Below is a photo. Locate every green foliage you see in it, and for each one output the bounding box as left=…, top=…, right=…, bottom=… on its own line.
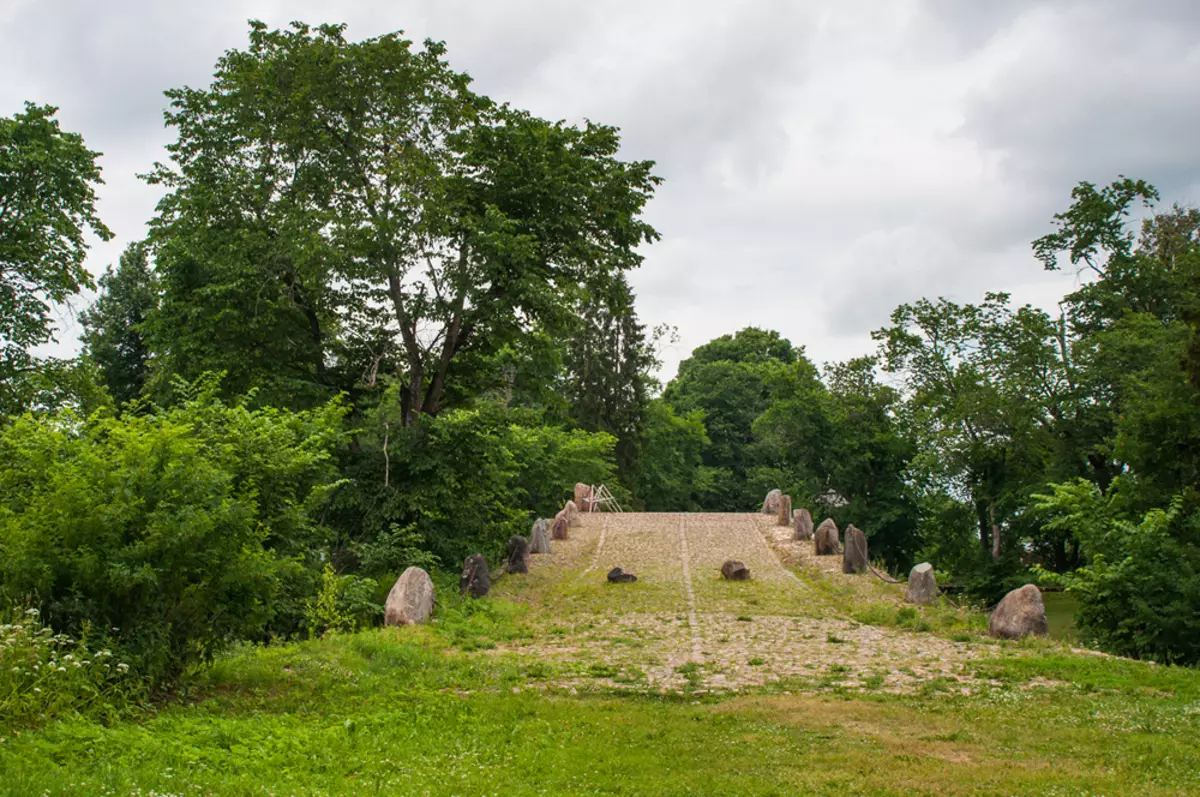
left=664, top=328, right=820, bottom=511
left=0, top=606, right=143, bottom=730
left=80, top=243, right=157, bottom=407
left=0, top=102, right=113, bottom=415
left=304, top=565, right=381, bottom=638
left=0, top=378, right=347, bottom=684
left=635, top=400, right=712, bottom=511
left=1034, top=479, right=1200, bottom=664
left=144, top=20, right=659, bottom=420
left=330, top=396, right=616, bottom=571
left=564, top=275, right=658, bottom=491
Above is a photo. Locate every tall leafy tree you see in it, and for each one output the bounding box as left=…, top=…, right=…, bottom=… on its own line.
left=145, top=21, right=659, bottom=419
left=820, top=357, right=918, bottom=569
left=564, top=274, right=656, bottom=488
left=80, top=242, right=156, bottom=406
left=0, top=103, right=112, bottom=414
left=664, top=328, right=825, bottom=510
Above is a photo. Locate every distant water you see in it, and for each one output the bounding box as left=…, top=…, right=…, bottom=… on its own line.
left=1042, top=591, right=1079, bottom=640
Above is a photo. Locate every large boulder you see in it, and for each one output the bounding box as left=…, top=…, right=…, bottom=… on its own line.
left=905, top=562, right=938, bottom=604
left=989, top=584, right=1048, bottom=639
left=814, top=518, right=840, bottom=556
left=574, top=483, right=595, bottom=513
left=720, top=560, right=751, bottom=581
left=529, top=518, right=552, bottom=554
left=777, top=494, right=793, bottom=527
left=551, top=510, right=570, bottom=541
left=793, top=508, right=814, bottom=541
left=506, top=536, right=530, bottom=575
left=384, top=566, right=435, bottom=626
left=761, top=489, right=782, bottom=514
left=460, top=553, right=490, bottom=598
left=607, top=567, right=637, bottom=583
left=842, top=524, right=868, bottom=574
left=564, top=500, right=582, bottom=528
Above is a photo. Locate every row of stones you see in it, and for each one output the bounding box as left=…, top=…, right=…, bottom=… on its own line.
left=761, top=489, right=1049, bottom=640
left=381, top=483, right=598, bottom=626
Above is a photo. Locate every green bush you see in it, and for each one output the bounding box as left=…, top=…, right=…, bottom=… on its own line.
left=0, top=378, right=346, bottom=685
left=1035, top=479, right=1200, bottom=664
left=304, top=564, right=381, bottom=638
left=331, top=400, right=616, bottom=571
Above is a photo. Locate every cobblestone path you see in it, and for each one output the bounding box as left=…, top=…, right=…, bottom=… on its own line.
left=491, top=512, right=992, bottom=694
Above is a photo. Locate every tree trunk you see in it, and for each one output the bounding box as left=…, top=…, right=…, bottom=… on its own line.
left=989, top=501, right=1001, bottom=562
left=975, top=499, right=992, bottom=558
left=386, top=273, right=424, bottom=426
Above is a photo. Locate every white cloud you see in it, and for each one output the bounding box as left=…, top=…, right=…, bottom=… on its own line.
left=6, top=0, right=1199, bottom=376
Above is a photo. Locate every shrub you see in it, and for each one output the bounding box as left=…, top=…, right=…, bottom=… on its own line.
left=0, top=378, right=346, bottom=685
left=0, top=607, right=142, bottom=728
left=304, top=564, right=381, bottom=638
left=1035, top=479, right=1200, bottom=664
left=330, top=399, right=616, bottom=570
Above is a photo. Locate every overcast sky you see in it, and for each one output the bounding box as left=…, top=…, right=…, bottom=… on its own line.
left=5, top=0, right=1200, bottom=380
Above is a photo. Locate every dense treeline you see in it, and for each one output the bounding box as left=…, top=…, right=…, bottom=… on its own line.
left=2, top=21, right=1198, bottom=702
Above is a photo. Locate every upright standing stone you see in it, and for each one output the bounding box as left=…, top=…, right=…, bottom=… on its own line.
left=384, top=566, right=435, bottom=626
left=529, top=518, right=552, bottom=554
left=814, top=518, right=840, bottom=555
left=505, top=536, right=530, bottom=574
left=460, top=553, right=490, bottom=598
left=777, top=494, right=793, bottom=527
left=564, top=500, right=582, bottom=527
left=574, top=483, right=595, bottom=513
left=988, top=585, right=1049, bottom=639
left=905, top=562, right=938, bottom=604
left=793, top=508, right=814, bottom=541
left=761, top=489, right=782, bottom=514
left=842, top=524, right=869, bottom=574
left=551, top=510, right=570, bottom=541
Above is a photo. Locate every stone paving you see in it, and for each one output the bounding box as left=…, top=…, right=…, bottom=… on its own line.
left=491, top=511, right=996, bottom=694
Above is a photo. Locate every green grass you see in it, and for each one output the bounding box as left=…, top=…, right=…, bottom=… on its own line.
left=1, top=602, right=1198, bottom=795
left=852, top=599, right=988, bottom=636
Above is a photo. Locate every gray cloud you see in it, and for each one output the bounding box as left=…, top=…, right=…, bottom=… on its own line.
left=5, top=0, right=1199, bottom=378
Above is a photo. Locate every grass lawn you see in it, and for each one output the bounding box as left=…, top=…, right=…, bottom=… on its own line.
left=2, top=597, right=1198, bottom=797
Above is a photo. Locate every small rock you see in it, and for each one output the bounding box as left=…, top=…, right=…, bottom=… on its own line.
left=383, top=566, right=435, bottom=626
left=761, top=489, right=782, bottom=514
left=551, top=510, right=570, bottom=541
left=777, top=494, right=792, bottom=527
left=814, top=518, right=840, bottom=556
left=793, top=508, right=814, bottom=541
left=607, top=567, right=637, bottom=583
left=989, top=584, right=1048, bottom=639
left=505, top=535, right=530, bottom=574
left=460, top=553, right=490, bottom=598
left=574, top=483, right=595, bottom=513
left=842, top=524, right=868, bottom=574
left=720, top=560, right=751, bottom=580
left=905, top=562, right=938, bottom=604
left=529, top=518, right=552, bottom=554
